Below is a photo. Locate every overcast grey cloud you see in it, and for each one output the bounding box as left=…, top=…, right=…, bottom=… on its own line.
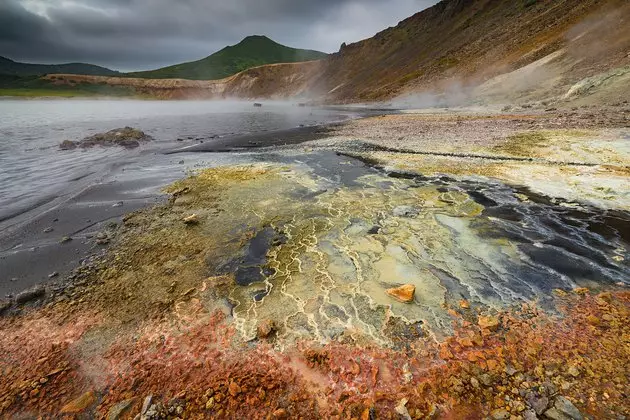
left=0, top=0, right=438, bottom=71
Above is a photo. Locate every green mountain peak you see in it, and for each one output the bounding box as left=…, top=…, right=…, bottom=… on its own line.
left=127, top=35, right=328, bottom=81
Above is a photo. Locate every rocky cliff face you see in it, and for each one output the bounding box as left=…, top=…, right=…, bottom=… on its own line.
left=45, top=0, right=630, bottom=105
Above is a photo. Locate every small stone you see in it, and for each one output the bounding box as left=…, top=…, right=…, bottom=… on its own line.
left=367, top=225, right=380, bottom=235
left=393, top=206, right=419, bottom=218
left=470, top=377, right=480, bottom=388
left=15, top=286, right=46, bottom=304
left=480, top=373, right=493, bottom=386
left=543, top=407, right=569, bottom=420
left=112, top=201, right=124, bottom=208
left=43, top=227, right=54, bottom=233
left=48, top=272, right=59, bottom=279
left=459, top=299, right=470, bottom=309
left=205, top=397, right=214, bottom=410
left=394, top=398, right=411, bottom=420
left=228, top=381, right=241, bottom=397
left=552, top=396, right=583, bottom=420
left=479, top=315, right=500, bottom=331
left=183, top=214, right=199, bottom=225
left=272, top=408, right=288, bottom=419
left=141, top=395, right=153, bottom=416
left=60, top=391, right=97, bottom=413
left=523, top=409, right=539, bottom=420
left=386, top=284, right=415, bottom=303
left=0, top=299, right=12, bottom=314
left=586, top=315, right=600, bottom=326
left=107, top=398, right=135, bottom=420
left=528, top=395, right=549, bottom=415
left=257, top=319, right=276, bottom=339
left=567, top=366, right=580, bottom=378
left=491, top=409, right=510, bottom=420
left=60, top=236, right=73, bottom=243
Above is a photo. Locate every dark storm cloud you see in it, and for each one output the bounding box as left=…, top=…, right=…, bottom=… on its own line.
left=0, top=0, right=438, bottom=71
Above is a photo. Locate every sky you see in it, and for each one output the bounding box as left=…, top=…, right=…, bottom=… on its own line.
left=0, top=0, right=438, bottom=72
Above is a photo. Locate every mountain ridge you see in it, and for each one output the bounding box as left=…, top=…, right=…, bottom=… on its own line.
left=0, top=56, right=119, bottom=77
left=126, top=35, right=328, bottom=80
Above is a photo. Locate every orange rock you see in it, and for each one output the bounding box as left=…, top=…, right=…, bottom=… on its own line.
left=439, top=346, right=454, bottom=360
left=272, top=408, right=288, bottom=419
left=573, top=287, right=589, bottom=295
left=60, top=391, right=96, bottom=414
left=587, top=315, right=600, bottom=326
left=257, top=319, right=276, bottom=339
left=361, top=408, right=371, bottom=420
left=478, top=316, right=500, bottom=331
left=459, top=299, right=470, bottom=309
left=228, top=381, right=241, bottom=397
left=386, top=284, right=415, bottom=303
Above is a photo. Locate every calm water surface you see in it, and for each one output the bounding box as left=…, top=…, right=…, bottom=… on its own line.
left=0, top=99, right=356, bottom=223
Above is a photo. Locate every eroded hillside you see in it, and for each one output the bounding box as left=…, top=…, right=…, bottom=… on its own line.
left=41, top=0, right=630, bottom=105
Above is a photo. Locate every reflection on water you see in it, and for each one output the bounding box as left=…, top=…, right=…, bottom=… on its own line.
left=0, top=100, right=354, bottom=223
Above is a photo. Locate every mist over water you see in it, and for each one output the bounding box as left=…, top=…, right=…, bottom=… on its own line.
left=0, top=100, right=356, bottom=224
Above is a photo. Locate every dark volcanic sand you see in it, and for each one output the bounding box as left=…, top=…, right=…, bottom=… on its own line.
left=0, top=124, right=340, bottom=297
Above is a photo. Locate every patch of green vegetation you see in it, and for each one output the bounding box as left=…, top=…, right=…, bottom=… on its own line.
left=0, top=88, right=97, bottom=97
left=128, top=35, right=328, bottom=81
left=0, top=74, right=137, bottom=98
left=0, top=55, right=118, bottom=76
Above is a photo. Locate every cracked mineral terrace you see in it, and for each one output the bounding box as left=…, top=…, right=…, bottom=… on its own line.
left=0, top=107, right=629, bottom=419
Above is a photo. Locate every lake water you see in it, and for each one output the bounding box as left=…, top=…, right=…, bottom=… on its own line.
left=0, top=100, right=357, bottom=225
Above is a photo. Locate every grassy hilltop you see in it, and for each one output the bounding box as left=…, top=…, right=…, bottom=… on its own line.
left=126, top=35, right=328, bottom=80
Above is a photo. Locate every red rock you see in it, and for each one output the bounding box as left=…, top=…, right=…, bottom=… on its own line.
left=257, top=319, right=276, bottom=339
left=386, top=284, right=415, bottom=303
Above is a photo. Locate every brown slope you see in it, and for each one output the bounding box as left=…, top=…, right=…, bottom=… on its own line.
left=309, top=0, right=630, bottom=102
left=42, top=0, right=629, bottom=104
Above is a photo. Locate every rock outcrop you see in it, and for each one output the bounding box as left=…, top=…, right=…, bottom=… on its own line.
left=59, top=127, right=152, bottom=150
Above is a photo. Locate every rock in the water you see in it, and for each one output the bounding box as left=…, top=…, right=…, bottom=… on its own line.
left=60, top=127, right=152, bottom=150
left=257, top=319, right=276, bottom=339
left=253, top=103, right=263, bottom=107
left=107, top=398, right=135, bottom=420
left=393, top=205, right=419, bottom=218
left=0, top=299, right=12, bottom=314
left=60, top=391, right=97, bottom=414
left=43, top=227, right=54, bottom=233
left=59, top=140, right=78, bottom=150
left=386, top=284, right=415, bottom=303
left=15, top=286, right=46, bottom=304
